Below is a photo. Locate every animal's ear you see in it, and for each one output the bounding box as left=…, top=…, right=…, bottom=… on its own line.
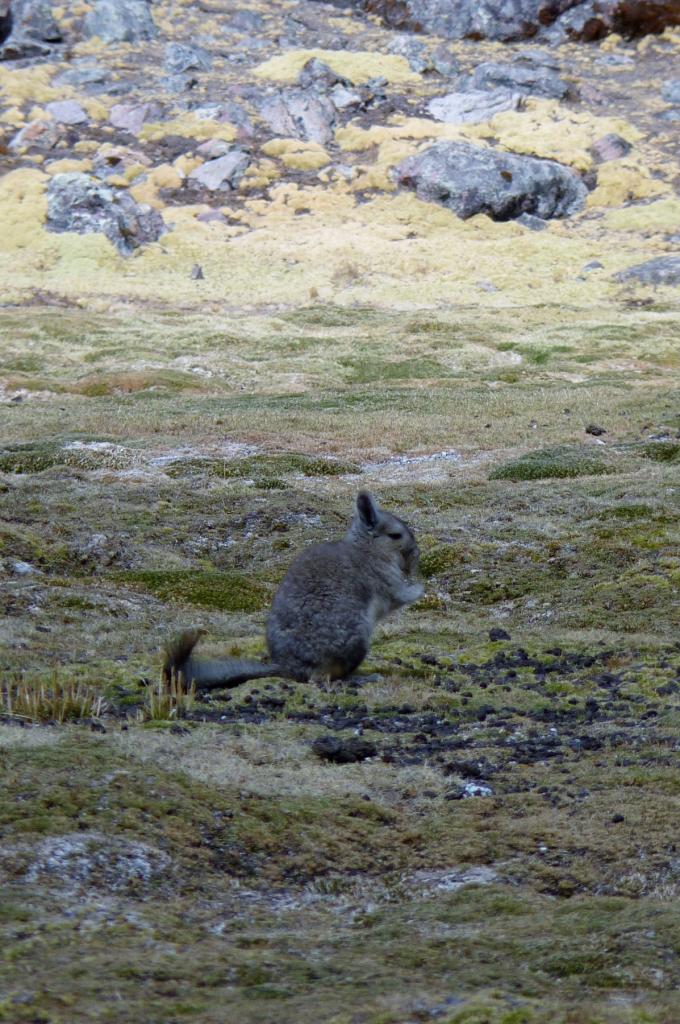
left=357, top=490, right=380, bottom=529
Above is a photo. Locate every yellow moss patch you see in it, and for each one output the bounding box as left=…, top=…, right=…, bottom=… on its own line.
left=149, top=163, right=184, bottom=189
left=588, top=160, right=669, bottom=208
left=603, top=197, right=680, bottom=232
left=44, top=158, right=93, bottom=175
left=123, top=162, right=151, bottom=183
left=0, top=107, right=25, bottom=126
left=480, top=100, right=642, bottom=171
left=0, top=168, right=49, bottom=249
left=174, top=154, right=202, bottom=177
left=254, top=49, right=419, bottom=85
left=74, top=140, right=99, bottom=154
left=239, top=158, right=281, bottom=191
left=263, top=138, right=330, bottom=171
left=0, top=64, right=72, bottom=106
left=139, top=115, right=236, bottom=143
left=81, top=97, right=110, bottom=121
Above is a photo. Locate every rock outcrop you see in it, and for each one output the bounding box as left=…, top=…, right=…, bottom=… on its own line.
left=46, top=173, right=166, bottom=256
left=396, top=141, right=588, bottom=221
left=356, top=0, right=680, bottom=41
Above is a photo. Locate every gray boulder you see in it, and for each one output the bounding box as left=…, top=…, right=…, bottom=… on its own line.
left=260, top=87, right=337, bottom=145
left=396, top=141, right=588, bottom=221
left=164, top=41, right=212, bottom=74
left=428, top=89, right=523, bottom=124
left=616, top=256, right=680, bottom=287
left=84, top=0, right=156, bottom=43
left=46, top=173, right=166, bottom=256
left=0, top=0, right=62, bottom=58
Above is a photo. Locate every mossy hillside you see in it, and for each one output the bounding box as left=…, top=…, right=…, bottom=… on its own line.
left=1, top=305, right=680, bottom=1023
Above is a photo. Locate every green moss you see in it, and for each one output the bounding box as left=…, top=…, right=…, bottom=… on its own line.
left=166, top=452, right=359, bottom=481
left=341, top=357, right=451, bottom=383
left=637, top=441, right=680, bottom=463
left=489, top=446, right=616, bottom=481
left=0, top=437, right=121, bottom=474
left=420, top=544, right=461, bottom=577
left=117, top=569, right=270, bottom=612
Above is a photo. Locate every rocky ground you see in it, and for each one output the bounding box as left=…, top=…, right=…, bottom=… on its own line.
left=1, top=2, right=680, bottom=1024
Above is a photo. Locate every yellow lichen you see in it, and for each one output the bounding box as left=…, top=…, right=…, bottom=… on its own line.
left=262, top=138, right=330, bottom=170
left=602, top=197, right=680, bottom=232
left=588, top=160, right=669, bottom=207
left=0, top=64, right=72, bottom=106
left=174, top=155, right=202, bottom=177
left=254, top=49, right=419, bottom=85
left=0, top=107, right=25, bottom=126
left=139, top=115, right=236, bottom=143
left=44, top=158, right=93, bottom=175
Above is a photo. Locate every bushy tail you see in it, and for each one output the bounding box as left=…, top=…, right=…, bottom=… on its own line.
left=162, top=629, right=280, bottom=690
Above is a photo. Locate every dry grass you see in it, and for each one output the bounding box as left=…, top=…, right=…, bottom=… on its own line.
left=1, top=673, right=107, bottom=724
left=113, top=723, right=449, bottom=805
left=138, top=673, right=197, bottom=722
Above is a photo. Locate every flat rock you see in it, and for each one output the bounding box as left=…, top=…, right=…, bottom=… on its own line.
left=465, top=60, right=570, bottom=99
left=427, top=88, right=523, bottom=124
left=396, top=141, right=588, bottom=221
left=188, top=150, right=250, bottom=190
left=46, top=100, right=88, bottom=125
left=46, top=172, right=166, bottom=256
left=109, top=102, right=150, bottom=135
left=616, top=255, right=680, bottom=287
left=84, top=0, right=156, bottom=43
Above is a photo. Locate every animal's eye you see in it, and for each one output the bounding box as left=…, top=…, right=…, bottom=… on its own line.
left=387, top=531, right=402, bottom=540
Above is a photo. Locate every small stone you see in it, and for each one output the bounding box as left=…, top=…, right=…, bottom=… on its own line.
left=46, top=100, right=88, bottom=125
left=109, top=103, right=149, bottom=135
left=585, top=424, right=606, bottom=436
left=661, top=79, right=680, bottom=104
left=590, top=133, right=631, bottom=163
left=189, top=150, right=250, bottom=191
left=190, top=264, right=204, bottom=280
left=12, top=560, right=39, bottom=575
left=516, top=212, right=547, bottom=231
left=489, top=627, right=511, bottom=641
left=164, top=41, right=212, bottom=74
left=9, top=119, right=61, bottom=152
left=611, top=813, right=625, bottom=823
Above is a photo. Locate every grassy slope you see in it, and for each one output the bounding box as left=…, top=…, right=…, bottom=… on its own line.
left=1, top=304, right=679, bottom=1024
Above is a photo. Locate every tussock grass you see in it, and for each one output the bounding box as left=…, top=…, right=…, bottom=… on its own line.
left=1, top=673, right=107, bottom=724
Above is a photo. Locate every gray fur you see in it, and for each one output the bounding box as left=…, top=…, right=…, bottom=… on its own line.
left=162, top=491, right=423, bottom=689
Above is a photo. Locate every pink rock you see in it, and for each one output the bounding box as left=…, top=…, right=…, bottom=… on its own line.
left=46, top=100, right=88, bottom=125
left=109, top=103, right=149, bottom=135
left=9, top=119, right=62, bottom=151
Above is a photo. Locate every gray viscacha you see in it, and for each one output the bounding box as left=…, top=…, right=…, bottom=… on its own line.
left=162, top=490, right=424, bottom=689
